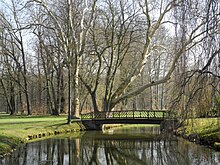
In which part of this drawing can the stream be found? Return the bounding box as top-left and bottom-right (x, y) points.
(0, 125), (219, 165)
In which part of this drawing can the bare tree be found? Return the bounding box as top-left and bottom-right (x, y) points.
(0, 0), (32, 115)
(79, 0), (219, 113)
(25, 0), (97, 121)
(0, 0), (219, 118)
(170, 0), (220, 120)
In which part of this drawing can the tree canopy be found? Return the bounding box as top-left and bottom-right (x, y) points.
(0, 0), (219, 120)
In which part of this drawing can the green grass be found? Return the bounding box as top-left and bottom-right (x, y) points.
(183, 118), (219, 135)
(178, 118), (220, 149)
(0, 114), (81, 156)
(0, 134), (21, 156)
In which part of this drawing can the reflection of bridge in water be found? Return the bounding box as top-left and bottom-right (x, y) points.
(81, 131), (169, 149)
(80, 110), (169, 130)
(82, 138), (162, 150)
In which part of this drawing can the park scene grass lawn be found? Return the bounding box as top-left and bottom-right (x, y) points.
(177, 118), (220, 150)
(0, 114), (81, 156)
(183, 118), (219, 136)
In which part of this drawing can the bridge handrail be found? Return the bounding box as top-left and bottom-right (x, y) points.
(81, 110), (168, 120)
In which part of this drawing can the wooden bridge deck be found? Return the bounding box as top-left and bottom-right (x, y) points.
(80, 110), (168, 128)
(81, 110), (167, 120)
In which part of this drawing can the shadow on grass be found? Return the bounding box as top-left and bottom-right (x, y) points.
(43, 123), (67, 129)
(0, 121), (47, 125)
(0, 135), (21, 148)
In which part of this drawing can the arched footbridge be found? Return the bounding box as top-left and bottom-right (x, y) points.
(80, 110), (172, 130)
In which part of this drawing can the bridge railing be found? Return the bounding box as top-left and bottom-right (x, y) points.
(81, 110), (167, 120)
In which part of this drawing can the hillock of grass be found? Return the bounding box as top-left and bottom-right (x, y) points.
(0, 114), (81, 157)
(176, 118), (220, 150)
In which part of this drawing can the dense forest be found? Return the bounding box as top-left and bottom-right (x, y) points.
(0, 0), (219, 121)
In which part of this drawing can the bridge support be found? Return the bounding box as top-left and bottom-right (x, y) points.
(81, 120), (102, 130)
(160, 119), (179, 131)
(80, 119), (179, 131)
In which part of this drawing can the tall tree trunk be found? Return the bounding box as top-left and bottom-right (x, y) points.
(71, 56), (80, 117)
(55, 67), (62, 116)
(91, 92), (99, 113)
(9, 82), (16, 115)
(60, 72), (66, 113)
(20, 36), (31, 115)
(0, 79), (15, 115)
(67, 63), (72, 124)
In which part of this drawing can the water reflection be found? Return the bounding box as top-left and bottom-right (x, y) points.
(0, 126), (219, 165)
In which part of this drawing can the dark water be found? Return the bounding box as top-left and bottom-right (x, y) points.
(0, 125), (219, 165)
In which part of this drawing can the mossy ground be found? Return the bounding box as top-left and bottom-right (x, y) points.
(177, 118), (220, 149)
(0, 114), (81, 156)
(183, 118), (219, 138)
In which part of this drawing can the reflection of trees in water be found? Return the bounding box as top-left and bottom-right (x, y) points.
(82, 139), (167, 165)
(0, 135), (219, 165)
(79, 135), (219, 165)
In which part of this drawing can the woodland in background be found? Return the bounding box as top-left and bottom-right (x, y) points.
(0, 0), (219, 122)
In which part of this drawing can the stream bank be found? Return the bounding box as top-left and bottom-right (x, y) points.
(0, 115), (81, 157)
(174, 118), (220, 151)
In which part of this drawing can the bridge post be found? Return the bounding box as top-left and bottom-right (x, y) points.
(81, 120), (102, 130)
(160, 119), (179, 131)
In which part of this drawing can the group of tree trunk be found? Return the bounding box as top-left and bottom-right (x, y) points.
(0, 0), (219, 121)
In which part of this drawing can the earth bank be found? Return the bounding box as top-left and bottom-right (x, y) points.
(174, 118), (220, 151)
